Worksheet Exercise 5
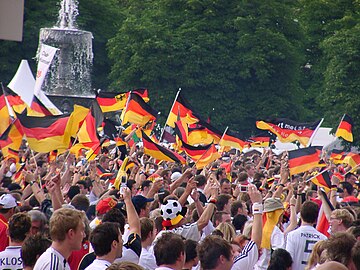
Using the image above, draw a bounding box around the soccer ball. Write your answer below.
[160,200,182,220]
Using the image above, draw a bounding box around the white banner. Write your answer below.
[33,44,58,96]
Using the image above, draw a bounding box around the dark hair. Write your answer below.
[216,169,225,180]
[89,222,121,257]
[268,248,293,270]
[67,185,80,200]
[102,208,126,234]
[141,180,152,191]
[185,239,198,263]
[230,200,244,217]
[326,232,356,266]
[194,175,206,187]
[300,201,319,224]
[352,241,360,270]
[154,233,184,266]
[197,235,232,269]
[220,178,230,186]
[213,211,229,226]
[232,214,248,232]
[216,194,232,211]
[341,181,354,195]
[8,212,31,242]
[71,194,90,212]
[21,235,51,267]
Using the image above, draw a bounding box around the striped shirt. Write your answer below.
[34,247,70,270]
[232,240,259,270]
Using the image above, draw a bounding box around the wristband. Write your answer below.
[208,199,217,205]
[331,184,338,188]
[252,202,263,215]
[279,183,285,188]
[290,204,295,207]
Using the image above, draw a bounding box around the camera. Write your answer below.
[239,185,248,192]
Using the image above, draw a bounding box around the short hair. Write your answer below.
[232,214,248,232]
[325,232,356,266]
[332,209,355,229]
[300,201,319,224]
[184,239,198,263]
[71,194,90,212]
[351,241,360,270]
[28,209,47,228]
[341,181,354,195]
[102,208,126,234]
[21,235,51,267]
[215,168,225,180]
[140,180,152,191]
[154,233,184,266]
[8,212,31,242]
[213,211,229,225]
[140,217,154,242]
[216,194,232,211]
[90,222,122,257]
[197,235,232,270]
[160,169,171,178]
[106,262,144,270]
[230,200,244,217]
[237,172,248,182]
[194,175,206,187]
[268,248,293,270]
[245,164,254,171]
[220,178,230,186]
[49,208,84,242]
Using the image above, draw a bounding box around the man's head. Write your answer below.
[195,175,207,188]
[21,235,51,268]
[0,193,17,219]
[339,181,354,198]
[197,235,233,270]
[220,179,231,195]
[213,211,231,227]
[8,212,31,243]
[230,200,248,217]
[140,217,156,244]
[330,209,354,233]
[99,155,110,170]
[245,164,255,178]
[216,194,232,213]
[49,208,85,251]
[132,195,154,217]
[325,232,356,268]
[89,222,123,261]
[154,232,185,269]
[28,210,47,235]
[216,168,226,181]
[300,201,319,224]
[345,172,357,186]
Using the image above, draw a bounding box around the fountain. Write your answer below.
[37,0,93,98]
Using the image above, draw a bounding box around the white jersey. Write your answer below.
[34,247,70,270]
[84,259,111,270]
[232,240,259,270]
[139,246,157,270]
[285,225,327,270]
[0,246,22,270]
[254,225,284,270]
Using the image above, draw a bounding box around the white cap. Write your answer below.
[9,163,17,173]
[171,172,182,182]
[0,194,17,209]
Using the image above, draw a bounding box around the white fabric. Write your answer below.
[285,225,327,270]
[254,225,284,270]
[232,240,259,270]
[139,246,157,270]
[34,247,70,270]
[155,222,200,242]
[0,246,22,270]
[200,221,215,240]
[114,248,139,264]
[84,259,111,270]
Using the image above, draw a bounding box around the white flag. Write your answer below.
[33,44,58,96]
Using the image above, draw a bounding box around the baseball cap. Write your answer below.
[96,197,122,215]
[171,172,182,182]
[0,194,17,209]
[132,195,154,213]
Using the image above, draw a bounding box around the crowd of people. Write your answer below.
[0,141,360,270]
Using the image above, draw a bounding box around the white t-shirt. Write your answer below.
[34,247,70,270]
[232,240,259,270]
[0,246,22,270]
[139,246,157,270]
[285,225,327,270]
[155,222,200,242]
[254,225,285,270]
[84,259,111,270]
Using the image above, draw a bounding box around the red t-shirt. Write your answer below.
[0,214,9,252]
[68,240,90,270]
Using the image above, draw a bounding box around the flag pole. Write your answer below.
[160,88,181,142]
[307,118,324,147]
[219,126,229,146]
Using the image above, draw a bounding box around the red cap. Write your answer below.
[96,197,117,215]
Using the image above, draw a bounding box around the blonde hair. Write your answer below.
[216,222,236,242]
[332,209,355,229]
[242,220,253,239]
[305,240,326,270]
[50,208,84,242]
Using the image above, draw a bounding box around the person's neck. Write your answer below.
[51,242,72,260]
[142,239,152,249]
[160,264,181,270]
[9,240,22,247]
[301,221,314,227]
[23,266,32,270]
[183,261,194,270]
[97,253,116,264]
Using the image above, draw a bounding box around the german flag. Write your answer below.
[256,118,322,146]
[48,150,58,163]
[142,131,185,164]
[335,114,353,142]
[288,147,322,175]
[330,149,346,164]
[174,120,188,144]
[30,96,53,116]
[65,105,89,140]
[195,144,221,169]
[343,153,360,168]
[13,163,26,183]
[96,88,149,113]
[197,119,222,143]
[309,169,332,192]
[0,93,11,135]
[166,92,201,128]
[120,92,158,126]
[181,141,212,161]
[0,119,23,156]
[16,111,70,153]
[246,131,275,148]
[219,129,246,151]
[77,101,104,147]
[2,84,27,114]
